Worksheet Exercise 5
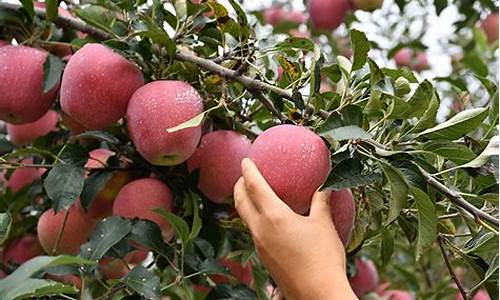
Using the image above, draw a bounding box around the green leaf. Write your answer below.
[42,54,63,93]
[456,137,499,169]
[44,164,85,212]
[71,130,120,145]
[380,228,394,267]
[350,29,370,71]
[80,216,132,262]
[321,64,341,83]
[128,220,173,260]
[2,279,77,300]
[155,209,190,246]
[406,80,433,118]
[323,158,381,190]
[463,51,488,77]
[419,141,477,164]
[75,6,118,35]
[434,0,448,15]
[165,104,220,133]
[45,0,58,22]
[418,107,489,140]
[320,125,371,141]
[0,212,12,245]
[380,162,408,224]
[122,265,161,300]
[20,0,34,19]
[174,0,187,21]
[410,93,439,133]
[227,0,249,40]
[277,37,315,52]
[367,58,384,87]
[0,255,94,299]
[80,171,114,210]
[188,192,203,242]
[410,187,437,261]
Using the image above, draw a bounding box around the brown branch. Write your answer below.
[420,169,499,226]
[437,235,470,300]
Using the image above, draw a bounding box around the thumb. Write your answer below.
[309,189,332,220]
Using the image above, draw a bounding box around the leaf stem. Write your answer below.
[437,235,470,300]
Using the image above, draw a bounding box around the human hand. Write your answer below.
[234,158,358,300]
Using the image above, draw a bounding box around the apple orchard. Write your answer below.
[0,0,498,299]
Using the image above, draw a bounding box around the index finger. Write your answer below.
[240,158,289,212]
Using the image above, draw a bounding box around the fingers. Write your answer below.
[309,189,332,220]
[241,158,287,212]
[233,177,258,230]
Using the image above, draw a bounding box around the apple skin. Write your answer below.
[81,148,132,219]
[7,110,58,146]
[61,112,87,135]
[480,13,499,44]
[309,0,351,31]
[2,234,44,267]
[394,48,429,71]
[37,203,97,255]
[352,0,383,11]
[456,289,490,300]
[330,189,356,247]
[0,40,10,47]
[187,130,251,203]
[0,46,59,124]
[60,43,144,130]
[112,178,175,241]
[126,81,204,166]
[381,290,414,300]
[6,159,45,193]
[264,6,306,25]
[99,250,149,279]
[210,258,253,286]
[349,258,379,297]
[248,124,331,214]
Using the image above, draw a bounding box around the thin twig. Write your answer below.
[52,209,70,255]
[437,235,470,300]
[420,169,499,226]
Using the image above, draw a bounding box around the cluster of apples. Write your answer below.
[0,40,357,286]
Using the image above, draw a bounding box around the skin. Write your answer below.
[7,110,58,145]
[309,0,351,31]
[234,158,358,300]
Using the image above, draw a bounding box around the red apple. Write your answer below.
[126,81,204,166]
[0,40,10,47]
[99,249,149,279]
[2,234,44,267]
[480,13,499,44]
[330,189,356,247]
[7,110,58,146]
[264,6,306,25]
[0,46,59,124]
[113,178,175,240]
[309,0,351,31]
[61,112,87,135]
[248,125,331,214]
[46,274,82,289]
[6,159,45,193]
[289,29,310,39]
[394,48,429,71]
[349,258,379,297]
[352,0,383,11]
[456,289,490,300]
[37,203,96,255]
[60,43,144,130]
[187,130,251,203]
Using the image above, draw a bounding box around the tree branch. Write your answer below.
[420,169,499,226]
[437,235,470,300]
[0,2,330,122]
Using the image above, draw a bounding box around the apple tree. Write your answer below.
[0,0,498,299]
